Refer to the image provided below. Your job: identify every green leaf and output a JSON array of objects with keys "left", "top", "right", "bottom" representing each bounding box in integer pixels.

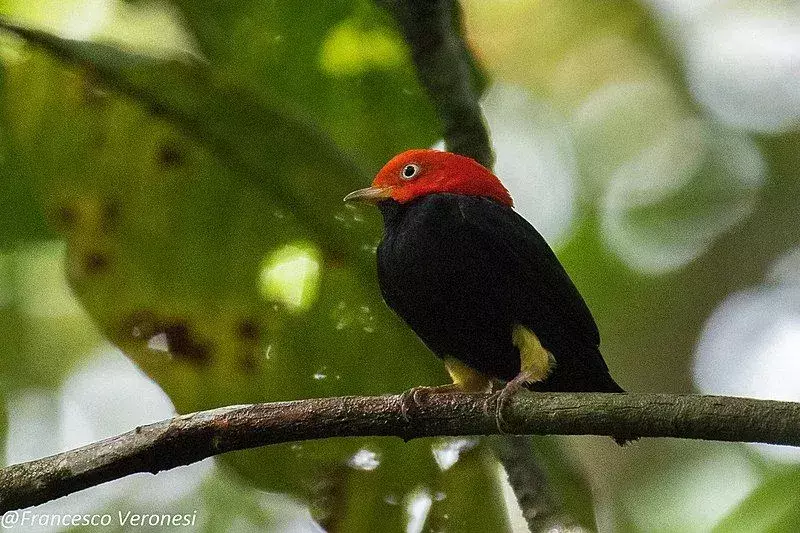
[
  {"left": 1, "top": 44, "right": 508, "bottom": 530},
  {"left": 0, "top": 19, "right": 376, "bottom": 267},
  {"left": 714, "top": 468, "right": 800, "bottom": 533},
  {"left": 0, "top": 59, "right": 52, "bottom": 247},
  {"left": 0, "top": 394, "right": 6, "bottom": 463},
  {"left": 424, "top": 443, "right": 511, "bottom": 533},
  {"left": 166, "top": 0, "right": 441, "bottom": 170},
  {"left": 0, "top": 10, "right": 508, "bottom": 531}
]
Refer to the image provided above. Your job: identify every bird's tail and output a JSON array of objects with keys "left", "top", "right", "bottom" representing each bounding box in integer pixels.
[
  {"left": 589, "top": 370, "right": 626, "bottom": 394},
  {"left": 523, "top": 365, "right": 624, "bottom": 394}
]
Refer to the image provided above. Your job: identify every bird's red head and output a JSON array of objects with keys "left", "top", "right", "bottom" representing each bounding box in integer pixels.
[{"left": 344, "top": 149, "right": 513, "bottom": 208}]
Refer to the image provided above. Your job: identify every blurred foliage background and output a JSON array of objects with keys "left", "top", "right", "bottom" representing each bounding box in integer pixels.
[{"left": 0, "top": 0, "right": 797, "bottom": 531}]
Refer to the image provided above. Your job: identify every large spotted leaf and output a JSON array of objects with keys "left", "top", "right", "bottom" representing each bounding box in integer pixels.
[{"left": 2, "top": 44, "right": 508, "bottom": 530}]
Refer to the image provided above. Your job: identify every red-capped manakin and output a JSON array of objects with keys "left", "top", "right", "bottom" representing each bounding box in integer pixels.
[{"left": 344, "top": 149, "right": 624, "bottom": 406}]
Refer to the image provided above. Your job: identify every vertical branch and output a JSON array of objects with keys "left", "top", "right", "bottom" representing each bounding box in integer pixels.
[
  {"left": 489, "top": 436, "right": 577, "bottom": 532},
  {"left": 376, "top": 0, "right": 493, "bottom": 168}
]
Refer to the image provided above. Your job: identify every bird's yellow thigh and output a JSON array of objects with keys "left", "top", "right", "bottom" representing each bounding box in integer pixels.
[
  {"left": 511, "top": 325, "right": 556, "bottom": 383},
  {"left": 443, "top": 358, "right": 492, "bottom": 393}
]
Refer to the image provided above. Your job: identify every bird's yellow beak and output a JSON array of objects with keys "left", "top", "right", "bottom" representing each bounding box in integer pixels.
[{"left": 342, "top": 186, "right": 393, "bottom": 204}]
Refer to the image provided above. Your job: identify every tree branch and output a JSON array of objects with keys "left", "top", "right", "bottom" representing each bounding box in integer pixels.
[
  {"left": 377, "top": 0, "right": 493, "bottom": 168},
  {"left": 488, "top": 435, "right": 576, "bottom": 531},
  {"left": 2, "top": 392, "right": 799, "bottom": 513}
]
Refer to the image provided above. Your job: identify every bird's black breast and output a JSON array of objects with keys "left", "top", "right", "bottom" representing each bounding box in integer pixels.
[{"left": 376, "top": 193, "right": 610, "bottom": 387}]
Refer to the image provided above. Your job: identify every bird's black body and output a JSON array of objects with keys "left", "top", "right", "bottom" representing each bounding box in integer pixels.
[{"left": 376, "top": 193, "right": 623, "bottom": 393}]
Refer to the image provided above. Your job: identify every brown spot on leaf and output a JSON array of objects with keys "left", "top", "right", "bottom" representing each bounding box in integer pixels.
[
  {"left": 84, "top": 252, "right": 110, "bottom": 274},
  {"left": 163, "top": 322, "right": 211, "bottom": 364},
  {"left": 157, "top": 144, "right": 184, "bottom": 169},
  {"left": 237, "top": 319, "right": 260, "bottom": 341},
  {"left": 52, "top": 204, "right": 78, "bottom": 232},
  {"left": 101, "top": 199, "right": 121, "bottom": 233}
]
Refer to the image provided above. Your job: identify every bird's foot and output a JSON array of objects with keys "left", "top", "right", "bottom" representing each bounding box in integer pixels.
[
  {"left": 400, "top": 384, "right": 460, "bottom": 422},
  {"left": 492, "top": 372, "right": 532, "bottom": 433}
]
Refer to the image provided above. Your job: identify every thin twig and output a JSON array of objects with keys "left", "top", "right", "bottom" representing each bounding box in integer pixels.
[{"left": 2, "top": 392, "right": 800, "bottom": 513}]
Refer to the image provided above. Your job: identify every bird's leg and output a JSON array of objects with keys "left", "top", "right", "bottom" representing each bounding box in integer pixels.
[
  {"left": 493, "top": 371, "right": 535, "bottom": 432},
  {"left": 401, "top": 358, "right": 491, "bottom": 422},
  {"left": 494, "top": 326, "right": 556, "bottom": 432}
]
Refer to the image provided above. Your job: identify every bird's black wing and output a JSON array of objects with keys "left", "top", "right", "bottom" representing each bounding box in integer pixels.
[{"left": 459, "top": 196, "right": 601, "bottom": 353}]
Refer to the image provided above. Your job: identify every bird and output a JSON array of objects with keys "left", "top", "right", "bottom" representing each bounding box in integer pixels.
[{"left": 344, "top": 149, "right": 626, "bottom": 428}]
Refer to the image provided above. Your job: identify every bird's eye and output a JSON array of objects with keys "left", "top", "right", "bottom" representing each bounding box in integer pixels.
[{"left": 401, "top": 164, "right": 420, "bottom": 180}]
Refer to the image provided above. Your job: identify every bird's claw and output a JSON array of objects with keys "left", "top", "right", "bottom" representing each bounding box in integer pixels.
[
  {"left": 400, "top": 385, "right": 460, "bottom": 422},
  {"left": 400, "top": 386, "right": 435, "bottom": 422},
  {"left": 492, "top": 379, "right": 527, "bottom": 433}
]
